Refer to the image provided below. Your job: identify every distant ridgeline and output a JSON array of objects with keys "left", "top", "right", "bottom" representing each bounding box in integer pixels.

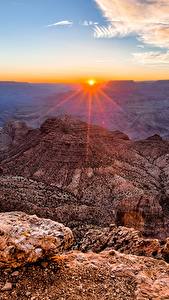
[
  {"left": 1, "top": 80, "right": 169, "bottom": 139},
  {"left": 0, "top": 81, "right": 73, "bottom": 127}
]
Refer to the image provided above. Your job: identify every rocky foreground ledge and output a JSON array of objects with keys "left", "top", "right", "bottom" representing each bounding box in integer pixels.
[
  {"left": 1, "top": 249, "right": 169, "bottom": 299},
  {"left": 0, "top": 212, "right": 169, "bottom": 299},
  {"left": 0, "top": 212, "right": 74, "bottom": 268}
]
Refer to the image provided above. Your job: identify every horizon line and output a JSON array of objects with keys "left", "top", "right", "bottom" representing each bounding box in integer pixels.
[{"left": 1, "top": 79, "right": 169, "bottom": 84}]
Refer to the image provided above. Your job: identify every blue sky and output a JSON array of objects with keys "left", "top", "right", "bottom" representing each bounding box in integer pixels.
[{"left": 0, "top": 0, "right": 169, "bottom": 82}]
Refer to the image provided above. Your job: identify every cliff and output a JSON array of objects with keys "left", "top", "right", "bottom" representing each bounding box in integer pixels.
[{"left": 1, "top": 116, "right": 169, "bottom": 239}]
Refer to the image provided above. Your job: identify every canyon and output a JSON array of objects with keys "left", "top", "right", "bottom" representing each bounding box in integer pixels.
[
  {"left": 1, "top": 116, "right": 169, "bottom": 239},
  {"left": 1, "top": 80, "right": 169, "bottom": 140},
  {"left": 1, "top": 115, "right": 169, "bottom": 299}
]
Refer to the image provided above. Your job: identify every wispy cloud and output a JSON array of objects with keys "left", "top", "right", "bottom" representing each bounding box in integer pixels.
[
  {"left": 47, "top": 20, "right": 98, "bottom": 29},
  {"left": 133, "top": 51, "right": 169, "bottom": 65},
  {"left": 81, "top": 20, "right": 98, "bottom": 26},
  {"left": 94, "top": 23, "right": 129, "bottom": 39},
  {"left": 137, "top": 45, "right": 145, "bottom": 49},
  {"left": 94, "top": 0, "right": 169, "bottom": 48},
  {"left": 47, "top": 20, "right": 73, "bottom": 27}
]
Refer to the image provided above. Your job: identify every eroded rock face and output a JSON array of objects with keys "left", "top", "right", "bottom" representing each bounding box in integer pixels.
[
  {"left": 0, "top": 121, "right": 30, "bottom": 161},
  {"left": 0, "top": 176, "right": 106, "bottom": 236},
  {"left": 0, "top": 212, "right": 74, "bottom": 268},
  {"left": 79, "top": 225, "right": 164, "bottom": 259},
  {"left": 1, "top": 116, "right": 169, "bottom": 238},
  {"left": 3, "top": 121, "right": 30, "bottom": 145}
]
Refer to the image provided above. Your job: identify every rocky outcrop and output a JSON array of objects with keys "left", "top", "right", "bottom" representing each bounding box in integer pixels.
[
  {"left": 3, "top": 121, "right": 30, "bottom": 145},
  {"left": 1, "top": 250, "right": 169, "bottom": 299},
  {"left": 79, "top": 225, "right": 160, "bottom": 255},
  {"left": 0, "top": 212, "right": 74, "bottom": 268},
  {"left": 79, "top": 225, "right": 169, "bottom": 262},
  {"left": 0, "top": 121, "right": 30, "bottom": 160},
  {"left": 1, "top": 117, "right": 169, "bottom": 238},
  {"left": 0, "top": 176, "right": 106, "bottom": 238},
  {"left": 2, "top": 178, "right": 169, "bottom": 261}
]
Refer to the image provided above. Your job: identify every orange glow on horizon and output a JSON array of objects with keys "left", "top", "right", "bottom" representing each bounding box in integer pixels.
[
  {"left": 2, "top": 71, "right": 169, "bottom": 85},
  {"left": 82, "top": 79, "right": 103, "bottom": 96},
  {"left": 2, "top": 73, "right": 169, "bottom": 84}
]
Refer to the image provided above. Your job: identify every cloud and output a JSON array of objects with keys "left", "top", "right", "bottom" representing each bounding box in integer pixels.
[
  {"left": 133, "top": 51, "right": 169, "bottom": 64},
  {"left": 139, "top": 24, "right": 169, "bottom": 48},
  {"left": 94, "top": 0, "right": 169, "bottom": 48},
  {"left": 47, "top": 20, "right": 73, "bottom": 27},
  {"left": 81, "top": 20, "right": 98, "bottom": 26},
  {"left": 137, "top": 45, "right": 145, "bottom": 49},
  {"left": 94, "top": 23, "right": 130, "bottom": 38}
]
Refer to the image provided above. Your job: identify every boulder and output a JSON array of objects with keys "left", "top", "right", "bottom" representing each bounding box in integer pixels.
[{"left": 0, "top": 212, "right": 74, "bottom": 268}]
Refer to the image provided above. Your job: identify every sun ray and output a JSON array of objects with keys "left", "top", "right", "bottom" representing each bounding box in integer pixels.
[
  {"left": 85, "top": 92, "right": 92, "bottom": 162},
  {"left": 37, "top": 80, "right": 126, "bottom": 164},
  {"left": 43, "top": 89, "right": 82, "bottom": 117},
  {"left": 98, "top": 89, "right": 124, "bottom": 112},
  {"left": 94, "top": 93, "right": 107, "bottom": 126}
]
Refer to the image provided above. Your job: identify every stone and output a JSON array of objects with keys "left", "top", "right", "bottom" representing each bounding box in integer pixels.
[
  {"left": 1, "top": 282, "right": 13, "bottom": 291},
  {"left": 11, "top": 271, "right": 19, "bottom": 277},
  {"left": 0, "top": 121, "right": 30, "bottom": 157},
  {"left": 79, "top": 224, "right": 169, "bottom": 262},
  {"left": 1, "top": 248, "right": 169, "bottom": 299},
  {"left": 0, "top": 212, "right": 74, "bottom": 268},
  {"left": 41, "top": 261, "right": 48, "bottom": 268}
]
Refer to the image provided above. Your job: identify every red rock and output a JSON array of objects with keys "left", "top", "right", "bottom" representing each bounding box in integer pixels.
[{"left": 1, "top": 116, "right": 169, "bottom": 239}]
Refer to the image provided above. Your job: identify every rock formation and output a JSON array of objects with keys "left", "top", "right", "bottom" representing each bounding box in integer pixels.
[
  {"left": 79, "top": 224, "right": 169, "bottom": 262},
  {"left": 1, "top": 116, "right": 169, "bottom": 239},
  {"left": 0, "top": 121, "right": 30, "bottom": 160},
  {"left": 0, "top": 212, "right": 74, "bottom": 268},
  {"left": 1, "top": 249, "right": 169, "bottom": 299},
  {"left": 0, "top": 175, "right": 104, "bottom": 238},
  {"left": 2, "top": 81, "right": 169, "bottom": 140}
]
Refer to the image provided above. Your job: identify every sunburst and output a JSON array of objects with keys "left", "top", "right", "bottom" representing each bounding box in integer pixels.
[
  {"left": 87, "top": 79, "right": 97, "bottom": 86},
  {"left": 43, "top": 80, "right": 123, "bottom": 162}
]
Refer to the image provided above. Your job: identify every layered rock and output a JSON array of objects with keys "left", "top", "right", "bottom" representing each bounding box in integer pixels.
[
  {"left": 2, "top": 178, "right": 169, "bottom": 262},
  {"left": 79, "top": 225, "right": 169, "bottom": 262},
  {"left": 0, "top": 121, "right": 30, "bottom": 160},
  {"left": 0, "top": 212, "right": 74, "bottom": 268},
  {"left": 1, "top": 116, "right": 169, "bottom": 238},
  {"left": 0, "top": 176, "right": 106, "bottom": 236}
]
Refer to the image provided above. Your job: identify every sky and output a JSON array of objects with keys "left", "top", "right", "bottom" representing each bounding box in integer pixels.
[{"left": 1, "top": 0, "right": 169, "bottom": 82}]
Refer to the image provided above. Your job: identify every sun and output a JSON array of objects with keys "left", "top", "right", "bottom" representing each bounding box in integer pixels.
[
  {"left": 87, "top": 79, "right": 97, "bottom": 86},
  {"left": 82, "top": 78, "right": 100, "bottom": 94}
]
